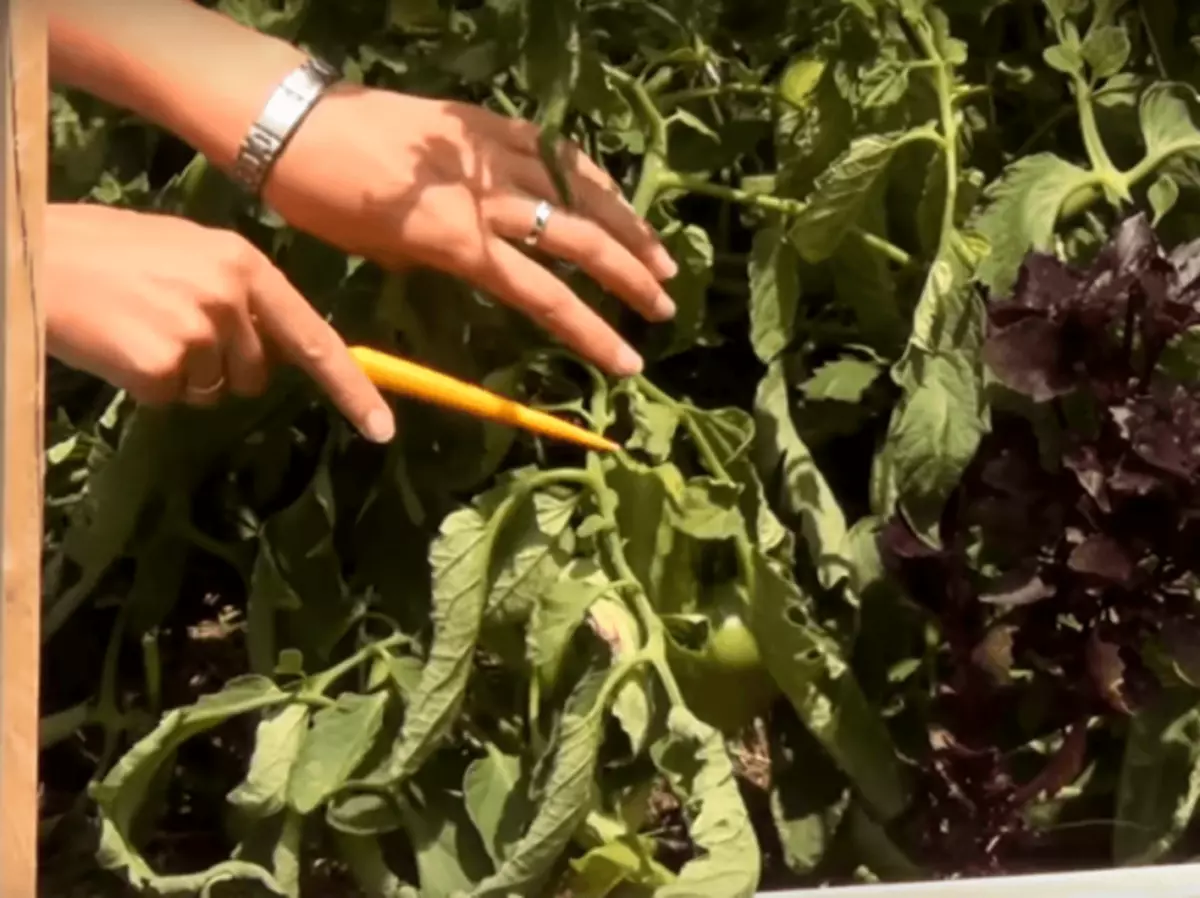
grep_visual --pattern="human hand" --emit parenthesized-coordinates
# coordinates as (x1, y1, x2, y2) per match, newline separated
(45, 203, 396, 442)
(261, 87, 678, 377)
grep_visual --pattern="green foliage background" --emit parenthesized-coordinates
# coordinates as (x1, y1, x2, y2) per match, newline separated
(39, 0, 1200, 895)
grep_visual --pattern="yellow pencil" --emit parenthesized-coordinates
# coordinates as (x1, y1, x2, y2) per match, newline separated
(349, 345, 620, 453)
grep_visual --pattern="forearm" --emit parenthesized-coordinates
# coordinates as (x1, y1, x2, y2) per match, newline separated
(48, 0, 306, 171)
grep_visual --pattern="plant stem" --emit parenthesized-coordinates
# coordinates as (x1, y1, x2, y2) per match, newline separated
(655, 171, 917, 268)
(911, 14, 959, 251)
(582, 455, 689, 708)
(1013, 80, 1129, 157)
(308, 632, 408, 696)
(1071, 73, 1122, 188)
(607, 67, 669, 216)
(656, 83, 796, 111)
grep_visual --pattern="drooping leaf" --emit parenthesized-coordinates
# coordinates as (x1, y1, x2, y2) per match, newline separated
(880, 350, 989, 543)
(650, 706, 760, 897)
(754, 360, 851, 591)
(463, 746, 532, 867)
(486, 489, 579, 625)
(228, 702, 311, 819)
(748, 222, 802, 363)
(402, 766, 496, 897)
(383, 480, 530, 785)
(528, 558, 617, 691)
(588, 596, 651, 755)
(288, 691, 390, 815)
(769, 710, 852, 875)
(92, 676, 289, 890)
(657, 220, 715, 357)
(627, 389, 681, 463)
(469, 663, 609, 897)
(747, 552, 908, 820)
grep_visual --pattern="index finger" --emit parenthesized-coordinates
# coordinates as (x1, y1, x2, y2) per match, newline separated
(249, 260, 396, 444)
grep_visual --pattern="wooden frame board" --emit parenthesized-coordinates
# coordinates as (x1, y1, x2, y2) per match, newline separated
(0, 0, 45, 893)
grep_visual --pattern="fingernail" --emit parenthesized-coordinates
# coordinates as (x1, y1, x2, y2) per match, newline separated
(653, 291, 677, 320)
(365, 407, 395, 443)
(651, 246, 678, 280)
(615, 344, 644, 377)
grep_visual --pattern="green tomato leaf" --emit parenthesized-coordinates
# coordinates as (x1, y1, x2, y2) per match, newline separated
(859, 61, 911, 110)
(469, 664, 609, 897)
(970, 152, 1094, 294)
(769, 711, 852, 875)
(333, 831, 420, 898)
(1114, 689, 1200, 865)
(402, 767, 495, 897)
(228, 702, 311, 819)
(747, 552, 908, 820)
(588, 596, 652, 755)
(486, 489, 579, 625)
(828, 188, 904, 354)
(288, 691, 390, 816)
(1148, 172, 1179, 224)
(789, 131, 912, 264)
(1080, 24, 1131, 79)
(754, 360, 851, 592)
(801, 357, 886, 404)
(49, 407, 171, 639)
(1138, 81, 1200, 165)
(1043, 42, 1084, 76)
(627, 388, 681, 463)
(382, 479, 533, 785)
(563, 834, 669, 896)
(668, 477, 744, 542)
(605, 456, 695, 611)
(92, 676, 289, 891)
(464, 746, 533, 867)
(878, 349, 989, 544)
(528, 559, 615, 691)
(685, 406, 794, 562)
(657, 220, 715, 358)
(748, 221, 801, 363)
(650, 707, 760, 897)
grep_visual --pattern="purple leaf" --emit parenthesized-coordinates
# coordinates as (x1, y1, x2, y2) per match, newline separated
(1067, 534, 1136, 584)
(983, 317, 1077, 401)
(1086, 631, 1133, 715)
(980, 568, 1056, 607)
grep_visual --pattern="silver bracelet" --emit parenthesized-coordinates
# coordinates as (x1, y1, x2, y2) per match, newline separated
(230, 55, 341, 197)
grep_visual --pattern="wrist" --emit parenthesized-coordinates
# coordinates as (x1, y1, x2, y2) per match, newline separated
(145, 39, 313, 175)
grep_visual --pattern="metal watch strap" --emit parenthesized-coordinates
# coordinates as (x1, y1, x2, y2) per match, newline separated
(230, 55, 341, 196)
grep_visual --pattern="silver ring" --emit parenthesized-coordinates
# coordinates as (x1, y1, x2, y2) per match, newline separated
(184, 374, 226, 400)
(524, 200, 553, 247)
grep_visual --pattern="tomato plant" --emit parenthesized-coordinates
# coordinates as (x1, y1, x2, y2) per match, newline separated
(39, 0, 1200, 895)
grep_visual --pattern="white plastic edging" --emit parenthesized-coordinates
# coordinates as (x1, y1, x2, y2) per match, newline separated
(757, 861, 1200, 897)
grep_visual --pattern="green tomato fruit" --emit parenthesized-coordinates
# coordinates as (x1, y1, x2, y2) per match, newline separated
(665, 606, 776, 735)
